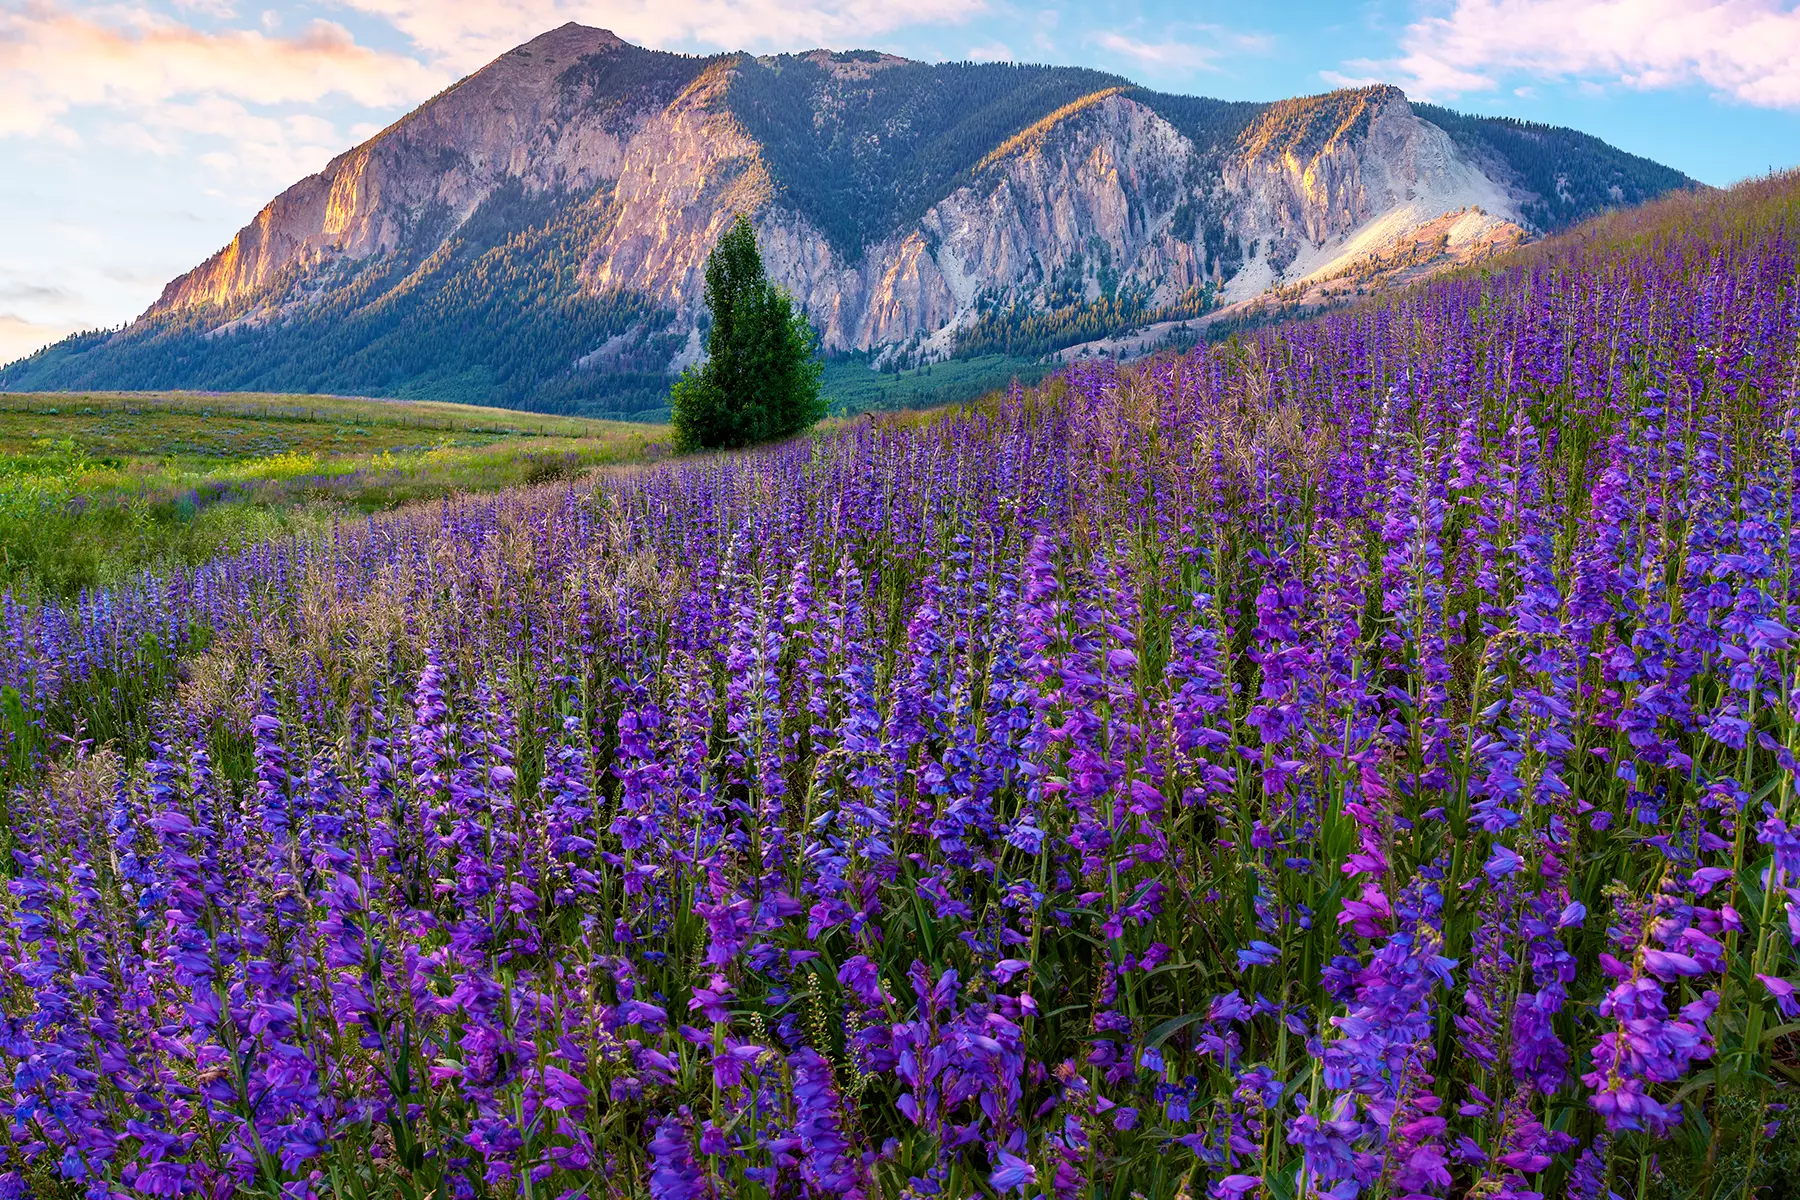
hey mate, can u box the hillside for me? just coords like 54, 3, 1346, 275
0, 24, 1694, 416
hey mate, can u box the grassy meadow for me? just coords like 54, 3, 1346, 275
0, 390, 668, 598
820, 353, 1053, 414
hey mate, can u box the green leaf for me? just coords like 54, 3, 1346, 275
1143, 1011, 1211, 1052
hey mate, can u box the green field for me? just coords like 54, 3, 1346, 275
567, 354, 1053, 423
820, 353, 1052, 414
0, 391, 668, 599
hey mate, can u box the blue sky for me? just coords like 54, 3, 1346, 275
4, 0, 1799, 364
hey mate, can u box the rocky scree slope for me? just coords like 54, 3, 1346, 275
0, 23, 1695, 415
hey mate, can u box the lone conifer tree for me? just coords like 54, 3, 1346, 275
670, 214, 824, 451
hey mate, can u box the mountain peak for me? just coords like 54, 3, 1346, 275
508, 22, 626, 59
4, 42, 1697, 412
1237, 84, 1408, 162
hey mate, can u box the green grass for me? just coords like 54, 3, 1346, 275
0, 391, 669, 599
820, 353, 1053, 415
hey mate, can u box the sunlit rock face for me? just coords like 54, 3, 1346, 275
152, 25, 635, 317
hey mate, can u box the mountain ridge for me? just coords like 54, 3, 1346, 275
2, 25, 1698, 415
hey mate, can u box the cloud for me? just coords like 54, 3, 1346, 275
1095, 32, 1224, 71
1092, 25, 1271, 76
967, 41, 1013, 61
0, 4, 447, 138
1355, 0, 1800, 107
0, 282, 78, 305
332, 0, 989, 70
1319, 68, 1387, 89
101, 95, 354, 188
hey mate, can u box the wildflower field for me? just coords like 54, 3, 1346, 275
5, 174, 1800, 1200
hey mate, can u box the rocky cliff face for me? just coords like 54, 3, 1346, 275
1211, 87, 1521, 302
695, 83, 1523, 357
21, 24, 1685, 409
151, 25, 639, 317
839, 92, 1209, 354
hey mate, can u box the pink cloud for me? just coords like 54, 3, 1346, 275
102, 96, 366, 189
0, 4, 446, 138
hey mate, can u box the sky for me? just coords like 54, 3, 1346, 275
4, 0, 1800, 365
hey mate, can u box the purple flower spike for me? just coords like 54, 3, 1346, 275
990, 1150, 1037, 1194
649, 1112, 708, 1200
1237, 941, 1280, 970
1758, 975, 1800, 1018
1643, 950, 1705, 980
1484, 846, 1522, 879
992, 958, 1033, 984
1690, 868, 1733, 895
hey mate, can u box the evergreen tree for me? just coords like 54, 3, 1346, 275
671, 214, 825, 451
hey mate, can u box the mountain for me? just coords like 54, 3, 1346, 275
0, 24, 1696, 417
